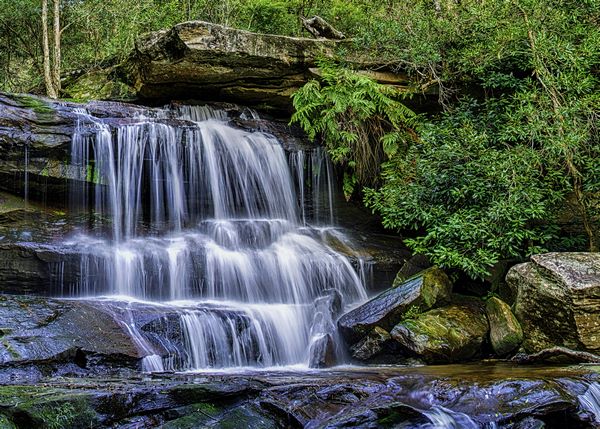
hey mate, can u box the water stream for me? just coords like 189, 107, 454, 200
62, 105, 369, 371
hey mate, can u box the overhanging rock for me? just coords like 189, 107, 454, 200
123, 21, 412, 111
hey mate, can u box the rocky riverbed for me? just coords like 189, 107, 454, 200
0, 365, 599, 428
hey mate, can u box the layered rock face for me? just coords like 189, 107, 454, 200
126, 21, 334, 110
120, 21, 411, 111
507, 252, 600, 353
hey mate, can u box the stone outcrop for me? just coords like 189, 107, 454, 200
0, 294, 141, 367
338, 267, 452, 344
390, 297, 489, 363
0, 92, 310, 206
123, 21, 411, 111
507, 252, 600, 353
485, 296, 523, 356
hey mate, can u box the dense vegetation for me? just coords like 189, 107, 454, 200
1, 0, 598, 279
293, 0, 600, 278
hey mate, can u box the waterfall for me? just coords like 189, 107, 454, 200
64, 105, 369, 371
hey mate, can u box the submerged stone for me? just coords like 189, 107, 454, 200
507, 252, 600, 353
390, 298, 489, 363
338, 267, 452, 344
485, 296, 523, 356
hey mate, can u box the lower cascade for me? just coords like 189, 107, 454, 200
60, 104, 369, 371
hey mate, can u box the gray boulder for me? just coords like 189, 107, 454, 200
507, 252, 600, 353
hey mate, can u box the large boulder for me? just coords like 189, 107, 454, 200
507, 252, 600, 353
485, 296, 523, 356
390, 298, 489, 363
338, 267, 452, 344
0, 294, 141, 366
123, 21, 412, 112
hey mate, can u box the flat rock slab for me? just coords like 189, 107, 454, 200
0, 295, 142, 366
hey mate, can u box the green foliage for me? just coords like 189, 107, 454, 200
293, 0, 600, 279
291, 61, 417, 198
365, 99, 568, 278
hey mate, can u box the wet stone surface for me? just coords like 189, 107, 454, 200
0, 365, 598, 428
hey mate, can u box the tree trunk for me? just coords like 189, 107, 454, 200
52, 0, 61, 94
41, 0, 57, 99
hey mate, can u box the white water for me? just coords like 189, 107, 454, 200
579, 382, 600, 424
421, 406, 480, 428
65, 105, 369, 371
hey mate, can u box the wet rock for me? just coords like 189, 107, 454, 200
338, 267, 452, 344
507, 252, 600, 353
309, 334, 336, 368
316, 288, 343, 317
512, 346, 600, 364
390, 298, 489, 363
0, 242, 80, 295
350, 326, 392, 361
486, 296, 523, 356
0, 295, 141, 368
0, 365, 598, 428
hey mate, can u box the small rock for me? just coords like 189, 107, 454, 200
309, 334, 336, 368
485, 296, 523, 356
350, 327, 391, 361
393, 254, 431, 285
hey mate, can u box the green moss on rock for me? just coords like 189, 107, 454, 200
390, 299, 489, 363
338, 267, 452, 344
63, 68, 136, 102
485, 296, 523, 356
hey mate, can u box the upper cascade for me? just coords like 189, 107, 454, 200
60, 104, 369, 371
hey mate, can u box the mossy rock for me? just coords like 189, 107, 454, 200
485, 296, 523, 356
338, 267, 452, 344
0, 386, 98, 429
507, 252, 600, 353
390, 298, 489, 363
162, 402, 279, 429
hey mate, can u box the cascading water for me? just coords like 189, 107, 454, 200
63, 104, 369, 371
579, 382, 600, 424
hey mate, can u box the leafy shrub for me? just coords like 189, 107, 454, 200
291, 61, 418, 198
